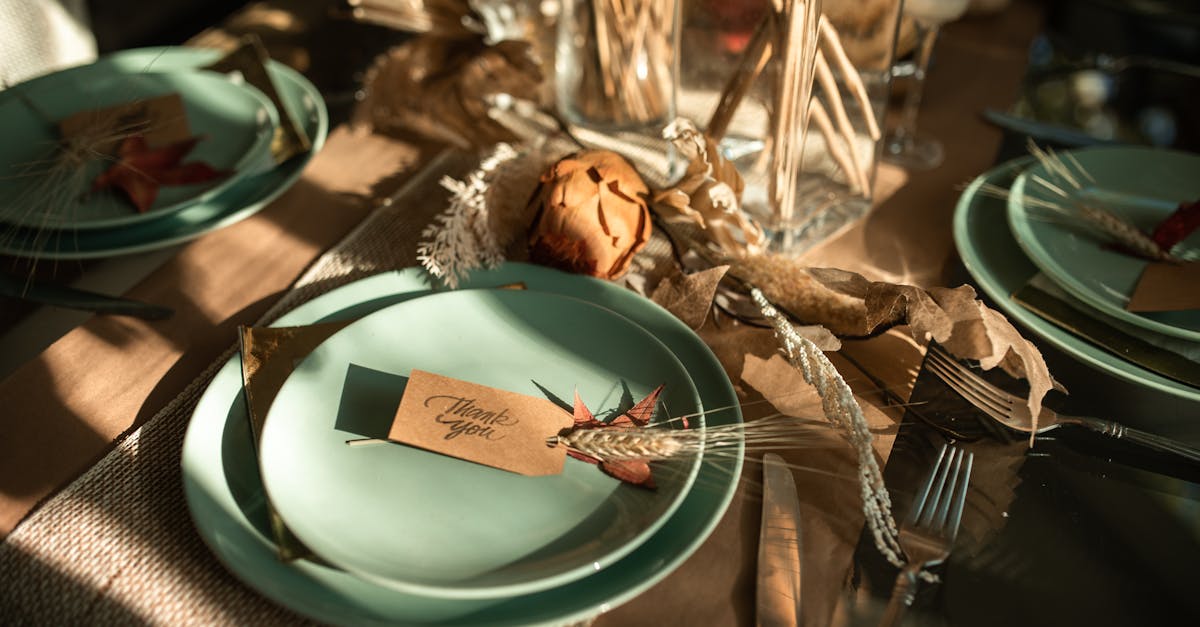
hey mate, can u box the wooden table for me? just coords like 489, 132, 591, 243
17, 3, 1192, 627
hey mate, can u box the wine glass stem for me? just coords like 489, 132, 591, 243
893, 20, 941, 148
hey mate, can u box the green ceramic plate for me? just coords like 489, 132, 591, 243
258, 289, 703, 599
0, 47, 326, 259
1007, 146, 1200, 342
954, 158, 1200, 403
181, 263, 743, 625
0, 70, 276, 229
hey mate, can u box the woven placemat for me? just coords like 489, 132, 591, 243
0, 149, 475, 624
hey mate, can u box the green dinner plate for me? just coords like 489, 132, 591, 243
259, 289, 702, 599
954, 158, 1200, 403
1007, 146, 1200, 342
0, 69, 276, 229
181, 263, 743, 625
0, 47, 326, 259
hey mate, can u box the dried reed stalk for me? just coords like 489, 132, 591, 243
769, 0, 823, 224
572, 0, 675, 126
979, 139, 1181, 262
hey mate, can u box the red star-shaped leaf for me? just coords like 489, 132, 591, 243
91, 134, 229, 212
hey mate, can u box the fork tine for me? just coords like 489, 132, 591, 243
925, 447, 962, 530
925, 356, 1011, 421
925, 352, 1018, 420
917, 447, 956, 529
927, 347, 1017, 409
945, 451, 973, 543
907, 444, 949, 526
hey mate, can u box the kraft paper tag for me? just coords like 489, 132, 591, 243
389, 370, 574, 476
1126, 261, 1200, 312
58, 92, 191, 154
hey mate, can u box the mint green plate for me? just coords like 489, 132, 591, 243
955, 158, 1200, 403
1007, 146, 1200, 342
181, 263, 743, 625
0, 69, 276, 230
259, 289, 703, 599
0, 47, 326, 259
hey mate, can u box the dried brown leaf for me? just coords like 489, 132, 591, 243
733, 255, 1056, 418
650, 265, 730, 329
353, 36, 542, 149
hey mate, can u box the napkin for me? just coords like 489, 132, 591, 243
238, 322, 351, 561
206, 35, 312, 165
1011, 273, 1200, 387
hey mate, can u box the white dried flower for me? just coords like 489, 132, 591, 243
417, 143, 520, 287
654, 118, 767, 258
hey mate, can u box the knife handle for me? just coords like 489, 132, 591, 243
1075, 417, 1200, 463
0, 274, 173, 320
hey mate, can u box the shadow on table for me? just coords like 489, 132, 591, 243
0, 541, 146, 623
843, 357, 1200, 626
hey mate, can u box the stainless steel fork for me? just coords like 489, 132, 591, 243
926, 344, 1200, 463
879, 444, 973, 627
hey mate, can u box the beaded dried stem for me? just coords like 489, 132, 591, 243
751, 287, 910, 572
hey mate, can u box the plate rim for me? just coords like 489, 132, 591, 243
953, 157, 1200, 403
181, 263, 743, 626
1005, 145, 1200, 342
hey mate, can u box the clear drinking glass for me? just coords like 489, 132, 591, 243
556, 0, 681, 134
882, 0, 969, 170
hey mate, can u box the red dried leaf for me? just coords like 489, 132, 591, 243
1152, 198, 1200, 253
599, 459, 655, 489
566, 449, 601, 464
572, 390, 602, 428
91, 134, 229, 212
620, 384, 663, 426
562, 386, 666, 489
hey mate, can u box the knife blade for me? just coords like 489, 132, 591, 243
0, 272, 173, 320
982, 108, 1121, 148
1012, 281, 1200, 388
757, 453, 803, 627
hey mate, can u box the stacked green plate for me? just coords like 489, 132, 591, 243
182, 263, 744, 625
0, 47, 327, 259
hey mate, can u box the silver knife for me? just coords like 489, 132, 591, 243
757, 453, 803, 627
0, 272, 173, 320
1012, 281, 1200, 388
982, 109, 1121, 148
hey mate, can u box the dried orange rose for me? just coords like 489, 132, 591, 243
526, 150, 652, 279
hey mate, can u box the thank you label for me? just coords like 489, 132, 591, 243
389, 370, 573, 476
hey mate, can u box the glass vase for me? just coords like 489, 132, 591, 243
555, 0, 682, 135
678, 0, 903, 255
